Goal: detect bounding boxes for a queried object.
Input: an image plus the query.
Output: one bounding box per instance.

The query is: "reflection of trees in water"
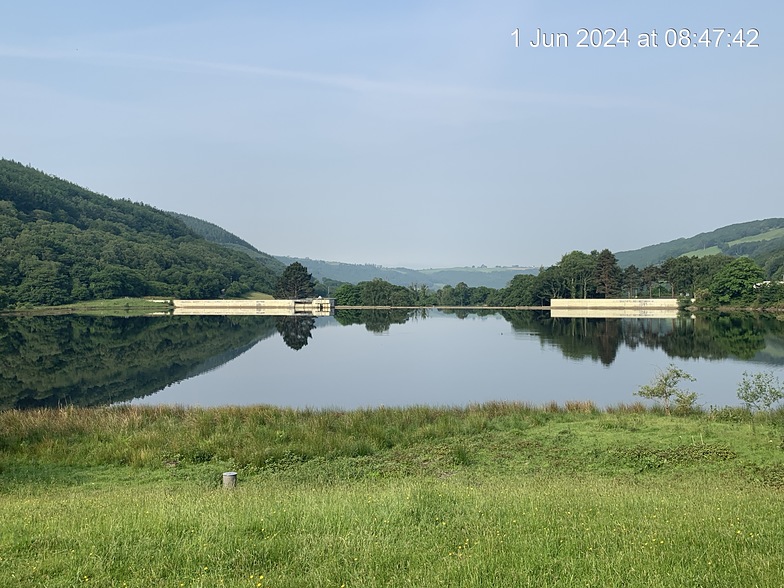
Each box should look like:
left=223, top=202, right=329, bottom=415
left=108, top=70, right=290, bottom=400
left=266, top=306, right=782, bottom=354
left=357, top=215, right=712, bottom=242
left=275, top=316, right=316, bottom=350
left=332, top=309, right=783, bottom=366
left=500, top=311, right=784, bottom=366
left=334, top=309, right=412, bottom=333
left=0, top=315, right=278, bottom=409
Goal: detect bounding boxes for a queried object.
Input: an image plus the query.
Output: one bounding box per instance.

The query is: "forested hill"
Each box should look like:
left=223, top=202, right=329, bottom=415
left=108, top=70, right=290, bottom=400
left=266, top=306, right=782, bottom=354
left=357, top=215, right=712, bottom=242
left=0, top=159, right=280, bottom=307
left=616, top=218, right=784, bottom=272
left=166, top=211, right=285, bottom=273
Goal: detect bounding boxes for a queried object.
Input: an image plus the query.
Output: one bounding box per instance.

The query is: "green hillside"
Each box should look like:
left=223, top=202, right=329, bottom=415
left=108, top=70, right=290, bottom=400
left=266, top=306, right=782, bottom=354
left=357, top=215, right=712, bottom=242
left=616, top=218, right=784, bottom=277
left=0, top=159, right=280, bottom=308
left=166, top=211, right=285, bottom=273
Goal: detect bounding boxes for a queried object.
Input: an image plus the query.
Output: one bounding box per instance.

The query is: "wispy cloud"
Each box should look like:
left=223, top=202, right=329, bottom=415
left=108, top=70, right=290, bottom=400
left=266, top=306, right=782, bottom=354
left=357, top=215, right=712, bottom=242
left=0, top=44, right=652, bottom=112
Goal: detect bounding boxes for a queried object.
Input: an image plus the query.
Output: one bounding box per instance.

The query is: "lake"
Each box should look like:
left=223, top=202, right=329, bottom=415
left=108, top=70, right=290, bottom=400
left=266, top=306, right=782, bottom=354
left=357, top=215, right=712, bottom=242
left=1, top=309, right=782, bottom=410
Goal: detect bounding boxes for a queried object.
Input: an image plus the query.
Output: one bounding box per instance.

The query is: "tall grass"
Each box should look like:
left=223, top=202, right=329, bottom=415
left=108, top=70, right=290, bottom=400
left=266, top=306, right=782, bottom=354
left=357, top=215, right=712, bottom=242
left=1, top=470, right=782, bottom=587
left=1, top=402, right=781, bottom=471
left=2, top=403, right=783, bottom=586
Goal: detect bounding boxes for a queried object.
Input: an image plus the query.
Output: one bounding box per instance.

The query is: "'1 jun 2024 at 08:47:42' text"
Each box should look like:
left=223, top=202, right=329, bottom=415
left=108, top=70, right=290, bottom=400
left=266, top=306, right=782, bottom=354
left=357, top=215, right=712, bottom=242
left=512, top=27, right=760, bottom=49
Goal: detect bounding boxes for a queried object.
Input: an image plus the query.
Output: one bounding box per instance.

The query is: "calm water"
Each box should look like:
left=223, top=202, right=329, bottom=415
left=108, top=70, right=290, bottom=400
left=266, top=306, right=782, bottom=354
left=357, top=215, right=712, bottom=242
left=2, top=310, right=782, bottom=410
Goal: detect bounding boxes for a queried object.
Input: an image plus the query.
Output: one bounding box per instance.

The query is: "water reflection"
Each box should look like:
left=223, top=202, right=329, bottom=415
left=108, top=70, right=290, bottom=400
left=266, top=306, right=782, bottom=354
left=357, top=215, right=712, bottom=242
left=497, top=311, right=781, bottom=366
left=334, top=309, right=411, bottom=333
left=1, top=310, right=783, bottom=409
left=276, top=316, right=316, bottom=350
left=0, top=315, right=278, bottom=409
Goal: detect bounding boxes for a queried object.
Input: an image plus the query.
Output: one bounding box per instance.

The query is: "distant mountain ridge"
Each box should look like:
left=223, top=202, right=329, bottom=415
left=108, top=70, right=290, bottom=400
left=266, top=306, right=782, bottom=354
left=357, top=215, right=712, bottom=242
left=616, top=218, right=784, bottom=273
left=274, top=256, right=537, bottom=289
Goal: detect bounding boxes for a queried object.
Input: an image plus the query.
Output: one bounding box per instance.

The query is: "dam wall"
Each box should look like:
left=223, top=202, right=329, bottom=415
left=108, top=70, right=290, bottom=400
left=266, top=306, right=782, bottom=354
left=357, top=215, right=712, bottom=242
left=169, top=298, right=334, bottom=316
left=549, top=298, right=680, bottom=319
left=550, top=298, right=679, bottom=310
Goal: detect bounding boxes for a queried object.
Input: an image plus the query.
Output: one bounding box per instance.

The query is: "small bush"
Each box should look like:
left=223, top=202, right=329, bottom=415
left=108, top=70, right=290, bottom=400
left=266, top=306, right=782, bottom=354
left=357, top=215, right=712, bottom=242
left=635, top=364, right=696, bottom=416
left=737, top=371, right=784, bottom=414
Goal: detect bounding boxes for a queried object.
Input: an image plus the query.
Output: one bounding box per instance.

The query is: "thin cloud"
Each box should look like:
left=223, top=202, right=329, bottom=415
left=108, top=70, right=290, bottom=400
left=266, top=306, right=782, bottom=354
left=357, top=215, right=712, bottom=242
left=0, top=44, right=654, bottom=111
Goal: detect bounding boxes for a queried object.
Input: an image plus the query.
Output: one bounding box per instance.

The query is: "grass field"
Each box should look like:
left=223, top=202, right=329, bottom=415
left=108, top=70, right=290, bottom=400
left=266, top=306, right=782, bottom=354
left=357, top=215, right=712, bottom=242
left=681, top=227, right=784, bottom=258
left=1, top=403, right=783, bottom=587
left=1, top=297, right=173, bottom=316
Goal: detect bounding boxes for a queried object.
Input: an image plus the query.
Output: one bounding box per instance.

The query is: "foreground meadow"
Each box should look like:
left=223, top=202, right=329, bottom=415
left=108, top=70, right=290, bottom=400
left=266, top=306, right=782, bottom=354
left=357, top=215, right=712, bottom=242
left=1, top=403, right=783, bottom=587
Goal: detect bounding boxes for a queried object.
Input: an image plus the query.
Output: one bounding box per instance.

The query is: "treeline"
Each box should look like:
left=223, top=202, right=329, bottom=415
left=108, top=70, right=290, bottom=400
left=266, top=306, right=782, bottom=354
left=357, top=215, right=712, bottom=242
left=332, top=249, right=784, bottom=308
left=0, top=160, right=280, bottom=308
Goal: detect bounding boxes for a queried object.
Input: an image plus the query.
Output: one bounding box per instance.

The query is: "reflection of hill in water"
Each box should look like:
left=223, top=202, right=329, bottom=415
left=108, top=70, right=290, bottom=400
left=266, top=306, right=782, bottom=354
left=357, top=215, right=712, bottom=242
left=0, top=315, right=278, bottom=409
left=176, top=334, right=272, bottom=381
left=500, top=311, right=784, bottom=367
left=753, top=333, right=784, bottom=365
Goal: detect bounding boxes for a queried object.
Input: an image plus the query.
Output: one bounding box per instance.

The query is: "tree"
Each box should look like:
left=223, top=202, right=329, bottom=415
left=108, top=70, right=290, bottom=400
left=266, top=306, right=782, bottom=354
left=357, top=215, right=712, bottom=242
left=437, top=284, right=457, bottom=306
left=408, top=283, right=433, bottom=306
left=641, top=264, right=662, bottom=297
left=275, top=262, right=315, bottom=300
left=503, top=274, right=537, bottom=306
left=454, top=282, right=470, bottom=306
left=593, top=249, right=621, bottom=298
left=662, top=256, right=695, bottom=296
left=361, top=278, right=394, bottom=306
left=469, top=286, right=493, bottom=305
left=635, top=364, right=696, bottom=416
left=535, top=265, right=566, bottom=304
left=558, top=250, right=595, bottom=298
left=709, top=257, right=765, bottom=304
left=755, top=282, right=784, bottom=307
left=737, top=371, right=784, bottom=414
left=334, top=283, right=361, bottom=306
left=622, top=265, right=641, bottom=298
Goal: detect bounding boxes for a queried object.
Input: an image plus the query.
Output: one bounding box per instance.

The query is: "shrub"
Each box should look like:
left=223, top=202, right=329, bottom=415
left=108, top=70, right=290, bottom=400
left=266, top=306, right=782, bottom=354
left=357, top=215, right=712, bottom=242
left=635, top=364, right=696, bottom=416
left=737, top=371, right=784, bottom=414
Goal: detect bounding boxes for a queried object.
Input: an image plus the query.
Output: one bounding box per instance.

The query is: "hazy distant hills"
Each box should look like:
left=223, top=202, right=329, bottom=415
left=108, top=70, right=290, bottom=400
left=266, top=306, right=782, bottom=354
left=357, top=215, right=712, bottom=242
left=281, top=218, right=784, bottom=286
left=274, top=256, right=537, bottom=289
left=615, top=218, right=784, bottom=271
left=168, top=211, right=539, bottom=289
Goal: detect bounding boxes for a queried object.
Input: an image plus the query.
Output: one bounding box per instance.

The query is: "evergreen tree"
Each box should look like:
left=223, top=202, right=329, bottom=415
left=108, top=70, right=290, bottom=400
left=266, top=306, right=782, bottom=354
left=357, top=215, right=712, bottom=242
left=593, top=249, right=621, bottom=298
left=275, top=262, right=315, bottom=299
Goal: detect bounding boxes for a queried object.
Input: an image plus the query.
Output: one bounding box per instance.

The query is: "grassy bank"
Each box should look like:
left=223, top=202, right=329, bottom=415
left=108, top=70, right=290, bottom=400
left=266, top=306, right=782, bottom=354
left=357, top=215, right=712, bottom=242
left=1, top=297, right=172, bottom=316
left=1, top=403, right=783, bottom=586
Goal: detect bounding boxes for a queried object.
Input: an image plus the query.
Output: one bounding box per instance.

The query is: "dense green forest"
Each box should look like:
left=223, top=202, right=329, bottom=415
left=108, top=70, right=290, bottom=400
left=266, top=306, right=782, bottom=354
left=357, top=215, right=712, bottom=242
left=333, top=249, right=784, bottom=309
left=0, top=160, right=281, bottom=308
left=167, top=211, right=285, bottom=273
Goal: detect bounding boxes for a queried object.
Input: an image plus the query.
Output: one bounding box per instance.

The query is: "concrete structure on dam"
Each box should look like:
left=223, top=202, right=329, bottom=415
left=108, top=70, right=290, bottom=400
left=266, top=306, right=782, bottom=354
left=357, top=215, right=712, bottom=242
left=167, top=298, right=335, bottom=316
left=550, top=298, right=680, bottom=319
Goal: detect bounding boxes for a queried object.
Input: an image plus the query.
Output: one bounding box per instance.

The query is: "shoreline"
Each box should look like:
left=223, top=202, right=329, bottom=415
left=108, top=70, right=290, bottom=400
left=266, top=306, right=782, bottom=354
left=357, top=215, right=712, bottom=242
left=3, top=297, right=784, bottom=316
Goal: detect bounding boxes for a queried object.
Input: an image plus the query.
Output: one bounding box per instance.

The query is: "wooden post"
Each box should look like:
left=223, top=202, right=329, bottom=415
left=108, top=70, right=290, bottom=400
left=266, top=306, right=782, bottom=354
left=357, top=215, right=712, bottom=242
left=222, top=471, right=237, bottom=489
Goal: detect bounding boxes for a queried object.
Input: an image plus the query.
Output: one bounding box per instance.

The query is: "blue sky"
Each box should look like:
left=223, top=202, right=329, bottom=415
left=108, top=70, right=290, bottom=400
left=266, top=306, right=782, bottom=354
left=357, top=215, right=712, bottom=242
left=1, top=1, right=781, bottom=268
